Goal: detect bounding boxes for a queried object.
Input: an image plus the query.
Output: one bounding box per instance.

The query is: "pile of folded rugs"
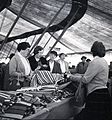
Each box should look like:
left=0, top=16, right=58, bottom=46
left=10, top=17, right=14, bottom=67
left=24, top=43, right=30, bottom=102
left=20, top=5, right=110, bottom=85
left=0, top=79, right=77, bottom=120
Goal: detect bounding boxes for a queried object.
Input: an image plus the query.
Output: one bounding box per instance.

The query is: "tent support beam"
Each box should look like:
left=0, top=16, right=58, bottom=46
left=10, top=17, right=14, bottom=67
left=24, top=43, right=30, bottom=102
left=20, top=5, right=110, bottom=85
left=0, top=0, right=30, bottom=50
left=46, top=5, right=82, bottom=58
left=27, top=0, right=67, bottom=57
left=48, top=32, right=74, bottom=51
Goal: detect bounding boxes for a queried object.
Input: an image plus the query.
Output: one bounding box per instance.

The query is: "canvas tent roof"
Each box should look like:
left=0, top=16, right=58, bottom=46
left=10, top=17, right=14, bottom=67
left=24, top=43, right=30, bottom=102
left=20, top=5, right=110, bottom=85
left=0, top=0, right=112, bottom=65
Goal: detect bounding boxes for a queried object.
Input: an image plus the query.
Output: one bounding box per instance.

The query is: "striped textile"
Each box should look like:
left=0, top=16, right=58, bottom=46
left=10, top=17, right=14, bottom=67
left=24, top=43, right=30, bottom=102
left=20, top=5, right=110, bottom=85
left=31, top=70, right=63, bottom=87
left=0, top=91, right=13, bottom=104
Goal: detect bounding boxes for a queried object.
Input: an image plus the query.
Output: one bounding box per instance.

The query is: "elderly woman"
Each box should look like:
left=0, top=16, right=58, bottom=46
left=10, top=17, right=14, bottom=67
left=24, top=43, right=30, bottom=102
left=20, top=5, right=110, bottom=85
left=68, top=41, right=111, bottom=120
left=9, top=42, right=32, bottom=90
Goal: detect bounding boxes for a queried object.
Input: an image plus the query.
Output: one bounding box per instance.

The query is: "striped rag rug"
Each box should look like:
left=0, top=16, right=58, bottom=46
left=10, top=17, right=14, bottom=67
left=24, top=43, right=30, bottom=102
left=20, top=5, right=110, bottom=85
left=31, top=70, right=63, bottom=87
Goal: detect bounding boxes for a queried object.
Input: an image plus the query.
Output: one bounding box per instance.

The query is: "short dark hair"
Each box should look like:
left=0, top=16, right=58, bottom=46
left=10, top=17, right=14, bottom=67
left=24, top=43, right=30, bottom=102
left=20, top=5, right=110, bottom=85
left=86, top=59, right=91, bottom=62
left=59, top=53, right=65, bottom=58
left=17, top=42, right=30, bottom=52
left=50, top=51, right=57, bottom=57
left=81, top=56, right=86, bottom=60
left=34, top=46, right=43, bottom=55
left=91, top=41, right=105, bottom=57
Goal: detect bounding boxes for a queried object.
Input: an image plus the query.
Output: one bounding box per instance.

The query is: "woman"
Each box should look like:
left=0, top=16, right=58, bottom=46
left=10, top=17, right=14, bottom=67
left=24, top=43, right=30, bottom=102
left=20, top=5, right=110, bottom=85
left=9, top=42, right=32, bottom=90
left=68, top=41, right=111, bottom=120
left=28, top=46, right=50, bottom=71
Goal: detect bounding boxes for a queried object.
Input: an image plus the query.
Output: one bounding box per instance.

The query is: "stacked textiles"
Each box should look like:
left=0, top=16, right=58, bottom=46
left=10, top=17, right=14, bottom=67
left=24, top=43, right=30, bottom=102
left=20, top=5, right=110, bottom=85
left=0, top=91, right=46, bottom=119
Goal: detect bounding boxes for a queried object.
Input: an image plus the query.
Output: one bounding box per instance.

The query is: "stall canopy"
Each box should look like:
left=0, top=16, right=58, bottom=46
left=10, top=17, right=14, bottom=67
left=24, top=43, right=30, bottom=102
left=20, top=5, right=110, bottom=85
left=0, top=0, right=112, bottom=64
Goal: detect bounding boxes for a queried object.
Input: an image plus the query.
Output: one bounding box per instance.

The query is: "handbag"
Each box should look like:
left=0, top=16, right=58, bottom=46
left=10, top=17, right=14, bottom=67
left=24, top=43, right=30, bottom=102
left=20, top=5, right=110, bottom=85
left=75, top=79, right=86, bottom=107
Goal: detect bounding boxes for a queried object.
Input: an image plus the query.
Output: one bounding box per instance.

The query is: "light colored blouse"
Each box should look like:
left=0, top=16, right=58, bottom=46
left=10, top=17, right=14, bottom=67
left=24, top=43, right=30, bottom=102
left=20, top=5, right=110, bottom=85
left=82, top=56, right=108, bottom=95
left=18, top=52, right=31, bottom=76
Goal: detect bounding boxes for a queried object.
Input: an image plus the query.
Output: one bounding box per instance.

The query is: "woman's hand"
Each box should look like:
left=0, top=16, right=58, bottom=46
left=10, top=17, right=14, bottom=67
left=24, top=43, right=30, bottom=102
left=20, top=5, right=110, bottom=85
left=67, top=73, right=82, bottom=82
left=42, top=64, right=48, bottom=68
left=36, top=66, right=41, bottom=70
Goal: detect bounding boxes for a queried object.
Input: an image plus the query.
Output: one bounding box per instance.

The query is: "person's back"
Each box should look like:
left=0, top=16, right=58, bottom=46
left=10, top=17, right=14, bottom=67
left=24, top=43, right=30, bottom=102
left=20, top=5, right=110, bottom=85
left=85, top=56, right=108, bottom=95
left=70, top=41, right=111, bottom=120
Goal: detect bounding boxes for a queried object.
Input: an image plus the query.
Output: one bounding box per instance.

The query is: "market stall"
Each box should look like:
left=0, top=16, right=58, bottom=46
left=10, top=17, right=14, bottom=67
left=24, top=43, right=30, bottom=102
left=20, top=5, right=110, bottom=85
left=0, top=81, right=82, bottom=120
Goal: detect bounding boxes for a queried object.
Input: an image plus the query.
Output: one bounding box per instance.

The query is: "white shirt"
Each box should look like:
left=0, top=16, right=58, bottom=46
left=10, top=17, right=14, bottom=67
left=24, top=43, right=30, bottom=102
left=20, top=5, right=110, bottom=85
left=18, top=52, right=31, bottom=75
left=49, top=61, right=54, bottom=72
left=59, top=60, right=66, bottom=73
left=35, top=56, right=39, bottom=62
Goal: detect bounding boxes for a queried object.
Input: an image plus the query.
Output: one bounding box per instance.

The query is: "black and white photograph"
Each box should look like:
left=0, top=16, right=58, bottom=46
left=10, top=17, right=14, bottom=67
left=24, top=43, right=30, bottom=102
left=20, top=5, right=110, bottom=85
left=0, top=0, right=111, bottom=120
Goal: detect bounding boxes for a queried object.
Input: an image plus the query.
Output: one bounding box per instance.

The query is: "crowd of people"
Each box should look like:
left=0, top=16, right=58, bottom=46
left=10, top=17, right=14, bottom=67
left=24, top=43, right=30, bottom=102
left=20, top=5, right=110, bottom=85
left=0, top=42, right=92, bottom=91
left=0, top=41, right=111, bottom=120
left=0, top=42, right=71, bottom=90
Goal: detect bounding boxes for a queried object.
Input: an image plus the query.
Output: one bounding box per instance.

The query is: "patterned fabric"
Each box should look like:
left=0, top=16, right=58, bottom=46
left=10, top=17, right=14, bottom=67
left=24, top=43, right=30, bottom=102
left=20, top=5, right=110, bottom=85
left=31, top=70, right=63, bottom=87
left=0, top=91, right=35, bottom=119
left=0, top=91, right=13, bottom=104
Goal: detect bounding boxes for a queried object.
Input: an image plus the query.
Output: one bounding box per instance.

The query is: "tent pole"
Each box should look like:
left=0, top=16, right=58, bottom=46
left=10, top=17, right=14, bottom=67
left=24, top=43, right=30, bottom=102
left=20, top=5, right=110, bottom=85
left=46, top=5, right=82, bottom=58
left=43, top=31, right=56, bottom=48
left=0, top=0, right=30, bottom=50
left=30, top=35, right=36, bottom=47
left=27, top=0, right=68, bottom=57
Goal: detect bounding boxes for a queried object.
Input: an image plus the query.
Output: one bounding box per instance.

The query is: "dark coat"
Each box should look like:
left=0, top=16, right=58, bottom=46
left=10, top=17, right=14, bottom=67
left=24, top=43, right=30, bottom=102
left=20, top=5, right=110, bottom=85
left=28, top=56, right=50, bottom=71
left=2, top=63, right=10, bottom=91
left=75, top=62, right=88, bottom=74
left=0, top=63, right=7, bottom=90
left=49, top=60, right=62, bottom=74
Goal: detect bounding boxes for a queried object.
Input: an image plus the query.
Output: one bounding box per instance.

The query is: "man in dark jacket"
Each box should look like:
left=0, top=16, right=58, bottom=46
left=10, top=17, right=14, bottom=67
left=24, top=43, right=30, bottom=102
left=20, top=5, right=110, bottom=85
left=75, top=56, right=88, bottom=74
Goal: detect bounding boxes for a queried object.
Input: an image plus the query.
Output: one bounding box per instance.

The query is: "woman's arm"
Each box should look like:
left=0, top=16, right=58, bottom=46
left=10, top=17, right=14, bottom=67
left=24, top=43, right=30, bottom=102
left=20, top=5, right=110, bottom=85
left=81, top=60, right=101, bottom=84
left=67, top=73, right=83, bottom=82
left=9, top=57, right=22, bottom=77
left=68, top=60, right=101, bottom=84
